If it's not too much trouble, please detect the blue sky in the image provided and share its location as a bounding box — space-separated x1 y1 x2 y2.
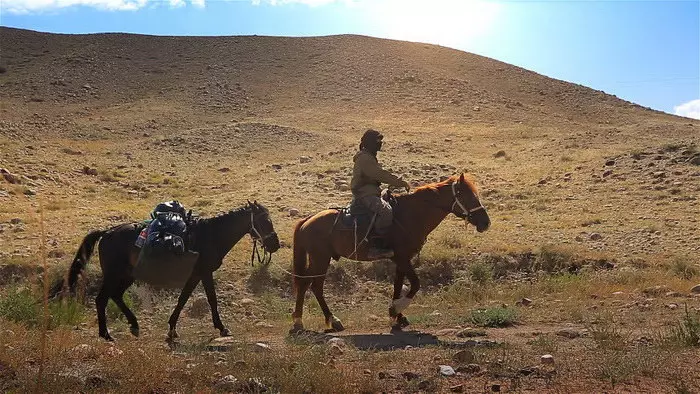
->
2 0 699 119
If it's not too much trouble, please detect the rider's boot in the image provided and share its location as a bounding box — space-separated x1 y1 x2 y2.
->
367 235 394 260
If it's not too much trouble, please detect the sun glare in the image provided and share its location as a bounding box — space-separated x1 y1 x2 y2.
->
367 0 502 48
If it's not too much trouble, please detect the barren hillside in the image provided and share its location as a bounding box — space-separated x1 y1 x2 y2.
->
1 27 699 393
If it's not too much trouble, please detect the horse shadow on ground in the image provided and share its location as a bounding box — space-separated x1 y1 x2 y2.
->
288 329 499 351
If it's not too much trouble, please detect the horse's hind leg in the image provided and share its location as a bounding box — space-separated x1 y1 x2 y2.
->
291 277 312 333
167 274 201 341
111 277 139 337
311 276 344 333
201 271 229 337
96 284 113 341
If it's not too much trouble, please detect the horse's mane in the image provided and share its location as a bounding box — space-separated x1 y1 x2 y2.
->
409 173 479 197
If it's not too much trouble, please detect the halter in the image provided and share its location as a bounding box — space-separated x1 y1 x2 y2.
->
450 181 485 220
249 208 277 266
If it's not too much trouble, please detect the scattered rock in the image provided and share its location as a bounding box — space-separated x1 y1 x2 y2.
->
218 167 230 172
452 349 475 364
519 366 540 376
643 285 671 296
214 375 238 392
288 208 300 217
207 337 239 352
605 160 616 166
517 297 533 306
450 383 464 393
82 166 98 176
438 365 457 376
251 342 270 352
456 328 487 338
328 343 343 356
299 156 311 163
1 169 20 184
691 284 700 294
9 218 22 225
402 371 420 381
602 170 613 177
239 298 255 306
491 384 501 392
589 233 603 241
455 364 480 374
493 150 506 158
541 354 555 364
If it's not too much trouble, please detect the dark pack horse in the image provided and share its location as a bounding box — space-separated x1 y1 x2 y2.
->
52 201 280 341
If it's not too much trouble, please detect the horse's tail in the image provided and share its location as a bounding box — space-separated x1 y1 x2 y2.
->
49 229 106 298
292 216 311 293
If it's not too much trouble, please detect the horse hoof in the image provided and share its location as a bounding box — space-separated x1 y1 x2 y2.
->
331 319 345 332
100 333 114 342
219 328 231 337
391 315 410 331
167 329 179 340
289 324 305 335
130 327 140 337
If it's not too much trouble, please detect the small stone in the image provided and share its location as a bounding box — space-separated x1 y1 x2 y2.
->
251 342 270 352
218 167 230 172
288 208 300 217
455 364 480 374
589 233 603 241
691 284 700 294
541 354 554 364
214 375 238 392
439 365 456 376
328 343 343 356
271 164 282 170
493 150 506 158
452 349 475 363
605 160 616 166
519 297 532 306
602 170 613 177
456 328 487 338
255 321 273 328
402 371 420 381
450 384 464 393
491 384 501 392
667 303 678 310
299 156 311 163
239 298 254 306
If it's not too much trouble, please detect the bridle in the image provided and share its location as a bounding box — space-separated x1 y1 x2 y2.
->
450 181 485 220
249 208 277 266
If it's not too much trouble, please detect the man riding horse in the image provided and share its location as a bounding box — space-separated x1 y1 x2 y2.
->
351 129 411 259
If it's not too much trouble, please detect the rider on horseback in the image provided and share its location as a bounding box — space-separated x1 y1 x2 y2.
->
351 129 410 259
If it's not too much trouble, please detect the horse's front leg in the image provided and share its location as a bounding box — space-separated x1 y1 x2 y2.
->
167 274 200 341
389 264 414 331
201 271 230 337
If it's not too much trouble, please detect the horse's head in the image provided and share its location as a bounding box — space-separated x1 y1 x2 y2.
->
248 200 281 253
449 173 490 232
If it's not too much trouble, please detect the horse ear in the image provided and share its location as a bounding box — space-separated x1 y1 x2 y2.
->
459 173 466 183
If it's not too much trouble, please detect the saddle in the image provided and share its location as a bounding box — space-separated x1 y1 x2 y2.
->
334 190 397 231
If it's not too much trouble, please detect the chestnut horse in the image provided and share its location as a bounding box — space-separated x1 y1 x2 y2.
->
291 173 490 332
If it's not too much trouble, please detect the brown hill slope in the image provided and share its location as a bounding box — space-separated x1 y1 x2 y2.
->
0 26 689 128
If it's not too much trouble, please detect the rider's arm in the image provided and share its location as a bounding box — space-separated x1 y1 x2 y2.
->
356 153 405 187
